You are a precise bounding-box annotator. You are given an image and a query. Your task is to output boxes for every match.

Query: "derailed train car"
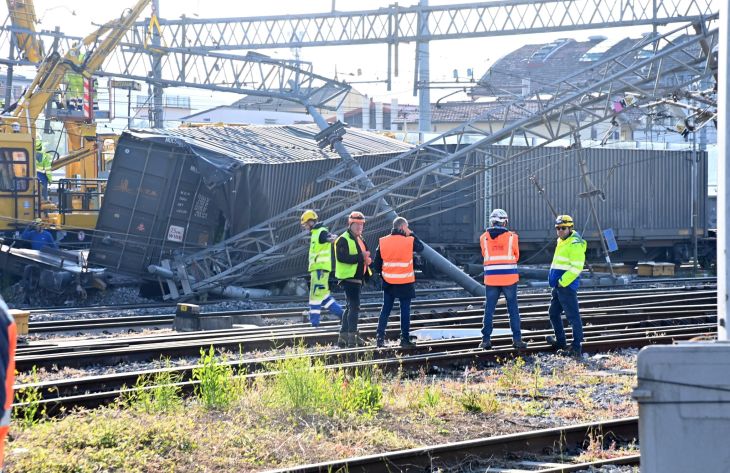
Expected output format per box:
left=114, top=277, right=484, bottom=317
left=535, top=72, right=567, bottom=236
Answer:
left=88, top=126, right=412, bottom=284
left=406, top=145, right=712, bottom=269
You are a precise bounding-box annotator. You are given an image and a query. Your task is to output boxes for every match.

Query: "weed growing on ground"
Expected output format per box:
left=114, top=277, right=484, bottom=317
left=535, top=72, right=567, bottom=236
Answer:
left=15, top=366, right=46, bottom=427
left=262, top=354, right=383, bottom=417
left=416, top=385, right=441, bottom=410
left=457, top=389, right=500, bottom=414
left=123, top=358, right=183, bottom=413
left=193, top=346, right=244, bottom=410
left=497, top=356, right=526, bottom=390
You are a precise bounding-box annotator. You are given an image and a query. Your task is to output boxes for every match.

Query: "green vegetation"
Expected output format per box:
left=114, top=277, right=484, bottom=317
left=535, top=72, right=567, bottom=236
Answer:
left=7, top=351, right=638, bottom=472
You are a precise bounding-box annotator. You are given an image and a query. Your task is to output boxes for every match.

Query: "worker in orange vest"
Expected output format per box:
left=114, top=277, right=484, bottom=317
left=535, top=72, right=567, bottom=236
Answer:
left=479, top=209, right=527, bottom=351
left=373, top=217, right=424, bottom=348
left=0, top=296, right=17, bottom=472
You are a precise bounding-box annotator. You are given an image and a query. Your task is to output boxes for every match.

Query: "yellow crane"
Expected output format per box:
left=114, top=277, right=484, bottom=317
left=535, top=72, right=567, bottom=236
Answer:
left=0, top=0, right=151, bottom=234
left=5, top=0, right=44, bottom=63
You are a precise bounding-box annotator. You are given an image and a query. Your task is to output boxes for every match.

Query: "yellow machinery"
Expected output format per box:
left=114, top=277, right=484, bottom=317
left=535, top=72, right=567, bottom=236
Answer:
left=0, top=0, right=150, bottom=234
left=5, top=0, right=44, bottom=63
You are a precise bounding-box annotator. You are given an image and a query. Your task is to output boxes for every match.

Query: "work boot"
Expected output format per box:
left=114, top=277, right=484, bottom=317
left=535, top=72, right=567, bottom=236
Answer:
left=545, top=335, right=566, bottom=351
left=375, top=338, right=385, bottom=348
left=558, top=346, right=583, bottom=359
left=337, top=333, right=348, bottom=348
left=512, top=340, right=528, bottom=351
left=399, top=338, right=416, bottom=349
left=478, top=339, right=492, bottom=350
left=348, top=332, right=366, bottom=348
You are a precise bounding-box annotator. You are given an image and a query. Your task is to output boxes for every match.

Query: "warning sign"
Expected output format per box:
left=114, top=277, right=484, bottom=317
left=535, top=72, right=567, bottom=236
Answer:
left=167, top=225, right=185, bottom=243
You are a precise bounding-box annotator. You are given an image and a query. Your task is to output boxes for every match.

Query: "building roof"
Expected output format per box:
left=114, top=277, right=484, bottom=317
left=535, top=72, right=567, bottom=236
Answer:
left=473, top=34, right=705, bottom=98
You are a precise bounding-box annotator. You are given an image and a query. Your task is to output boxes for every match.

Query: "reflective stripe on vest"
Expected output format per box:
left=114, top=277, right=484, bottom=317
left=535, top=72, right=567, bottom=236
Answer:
left=379, top=234, right=415, bottom=284
left=308, top=227, right=332, bottom=272
left=480, top=231, right=519, bottom=286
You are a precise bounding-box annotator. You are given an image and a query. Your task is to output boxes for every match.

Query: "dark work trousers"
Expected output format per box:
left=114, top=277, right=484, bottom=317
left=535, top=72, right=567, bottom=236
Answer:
left=340, top=281, right=362, bottom=334
left=375, top=291, right=412, bottom=341
left=548, top=286, right=584, bottom=350
left=481, top=283, right=522, bottom=342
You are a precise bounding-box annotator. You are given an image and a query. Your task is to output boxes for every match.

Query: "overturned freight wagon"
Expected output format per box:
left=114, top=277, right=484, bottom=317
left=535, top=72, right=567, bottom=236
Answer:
left=88, top=126, right=412, bottom=288
left=407, top=145, right=711, bottom=269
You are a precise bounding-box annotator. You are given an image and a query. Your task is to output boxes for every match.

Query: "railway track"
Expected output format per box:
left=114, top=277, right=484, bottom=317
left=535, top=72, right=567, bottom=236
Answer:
left=27, top=286, right=716, bottom=334
left=266, top=417, right=640, bottom=473
left=23, top=277, right=715, bottom=318
left=16, top=319, right=714, bottom=415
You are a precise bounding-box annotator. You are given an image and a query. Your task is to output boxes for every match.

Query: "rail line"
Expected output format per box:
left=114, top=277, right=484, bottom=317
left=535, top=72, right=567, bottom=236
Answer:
left=27, top=286, right=716, bottom=334
left=265, top=417, right=640, bottom=473
left=16, top=319, right=713, bottom=416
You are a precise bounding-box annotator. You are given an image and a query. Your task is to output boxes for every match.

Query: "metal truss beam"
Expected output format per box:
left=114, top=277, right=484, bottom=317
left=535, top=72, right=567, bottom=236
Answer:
left=0, top=0, right=717, bottom=66
left=92, top=47, right=350, bottom=110
left=123, top=0, right=716, bottom=51
left=176, top=17, right=718, bottom=292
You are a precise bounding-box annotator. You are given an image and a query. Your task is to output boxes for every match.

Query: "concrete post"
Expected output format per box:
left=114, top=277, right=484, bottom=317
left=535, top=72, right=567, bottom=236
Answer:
left=362, top=95, right=370, bottom=130
left=390, top=98, right=398, bottom=131
left=718, top=0, right=728, bottom=341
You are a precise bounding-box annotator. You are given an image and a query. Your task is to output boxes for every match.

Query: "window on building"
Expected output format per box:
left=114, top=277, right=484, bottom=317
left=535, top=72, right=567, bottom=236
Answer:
left=165, top=96, right=191, bottom=109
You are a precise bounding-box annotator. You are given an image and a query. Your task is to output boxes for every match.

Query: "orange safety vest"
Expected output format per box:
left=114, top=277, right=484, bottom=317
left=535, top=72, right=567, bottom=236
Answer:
left=379, top=234, right=415, bottom=284
left=480, top=230, right=519, bottom=286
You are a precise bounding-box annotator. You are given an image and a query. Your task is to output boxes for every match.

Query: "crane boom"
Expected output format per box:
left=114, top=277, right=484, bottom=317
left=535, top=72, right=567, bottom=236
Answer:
left=10, top=0, right=151, bottom=130
left=5, top=0, right=43, bottom=63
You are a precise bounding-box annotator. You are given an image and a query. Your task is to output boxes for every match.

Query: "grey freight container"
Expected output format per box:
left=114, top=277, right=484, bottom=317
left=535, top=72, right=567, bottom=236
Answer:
left=89, top=126, right=411, bottom=283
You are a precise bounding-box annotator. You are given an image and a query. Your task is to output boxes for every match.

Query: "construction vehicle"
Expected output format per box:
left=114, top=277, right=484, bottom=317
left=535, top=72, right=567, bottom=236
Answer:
left=0, top=0, right=150, bottom=239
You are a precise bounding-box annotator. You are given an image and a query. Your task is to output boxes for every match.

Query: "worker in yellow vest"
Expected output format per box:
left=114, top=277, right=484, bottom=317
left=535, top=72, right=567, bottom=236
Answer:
left=373, top=217, right=423, bottom=348
left=300, top=210, right=343, bottom=327
left=479, top=209, right=527, bottom=351
left=34, top=139, right=53, bottom=201
left=334, top=211, right=372, bottom=348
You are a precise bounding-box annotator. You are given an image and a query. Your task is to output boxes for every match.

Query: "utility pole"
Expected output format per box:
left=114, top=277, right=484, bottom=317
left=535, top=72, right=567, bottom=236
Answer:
left=574, top=133, right=616, bottom=278
left=415, top=0, right=431, bottom=142
left=718, top=0, right=728, bottom=341
left=151, top=0, right=164, bottom=128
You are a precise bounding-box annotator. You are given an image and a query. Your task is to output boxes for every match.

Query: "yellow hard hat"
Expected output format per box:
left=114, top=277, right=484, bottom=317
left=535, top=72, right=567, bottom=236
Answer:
left=35, top=140, right=43, bottom=151
left=300, top=209, right=318, bottom=225
left=554, top=215, right=574, bottom=228
left=348, top=211, right=366, bottom=225
left=33, top=218, right=42, bottom=224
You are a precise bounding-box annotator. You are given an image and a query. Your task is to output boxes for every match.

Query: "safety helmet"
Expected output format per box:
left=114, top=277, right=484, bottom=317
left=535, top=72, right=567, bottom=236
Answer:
left=554, top=215, right=574, bottom=228
left=348, top=211, right=366, bottom=225
left=10, top=122, right=20, bottom=132
left=300, top=209, right=318, bottom=225
left=489, top=208, right=509, bottom=227
left=35, top=140, right=43, bottom=151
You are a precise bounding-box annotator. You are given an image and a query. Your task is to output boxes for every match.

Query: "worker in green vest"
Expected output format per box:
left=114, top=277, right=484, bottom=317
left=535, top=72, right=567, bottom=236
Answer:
left=34, top=139, right=52, bottom=200
left=335, top=211, right=372, bottom=348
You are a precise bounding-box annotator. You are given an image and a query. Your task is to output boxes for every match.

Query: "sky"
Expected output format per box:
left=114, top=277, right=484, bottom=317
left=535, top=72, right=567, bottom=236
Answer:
left=17, top=0, right=668, bottom=114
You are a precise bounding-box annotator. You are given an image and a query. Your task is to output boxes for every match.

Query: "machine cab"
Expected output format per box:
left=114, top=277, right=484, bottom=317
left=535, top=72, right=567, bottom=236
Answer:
left=0, top=124, right=37, bottom=232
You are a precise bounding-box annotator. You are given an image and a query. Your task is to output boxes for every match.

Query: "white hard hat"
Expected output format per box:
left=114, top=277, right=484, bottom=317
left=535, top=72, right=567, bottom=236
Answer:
left=489, top=208, right=509, bottom=227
